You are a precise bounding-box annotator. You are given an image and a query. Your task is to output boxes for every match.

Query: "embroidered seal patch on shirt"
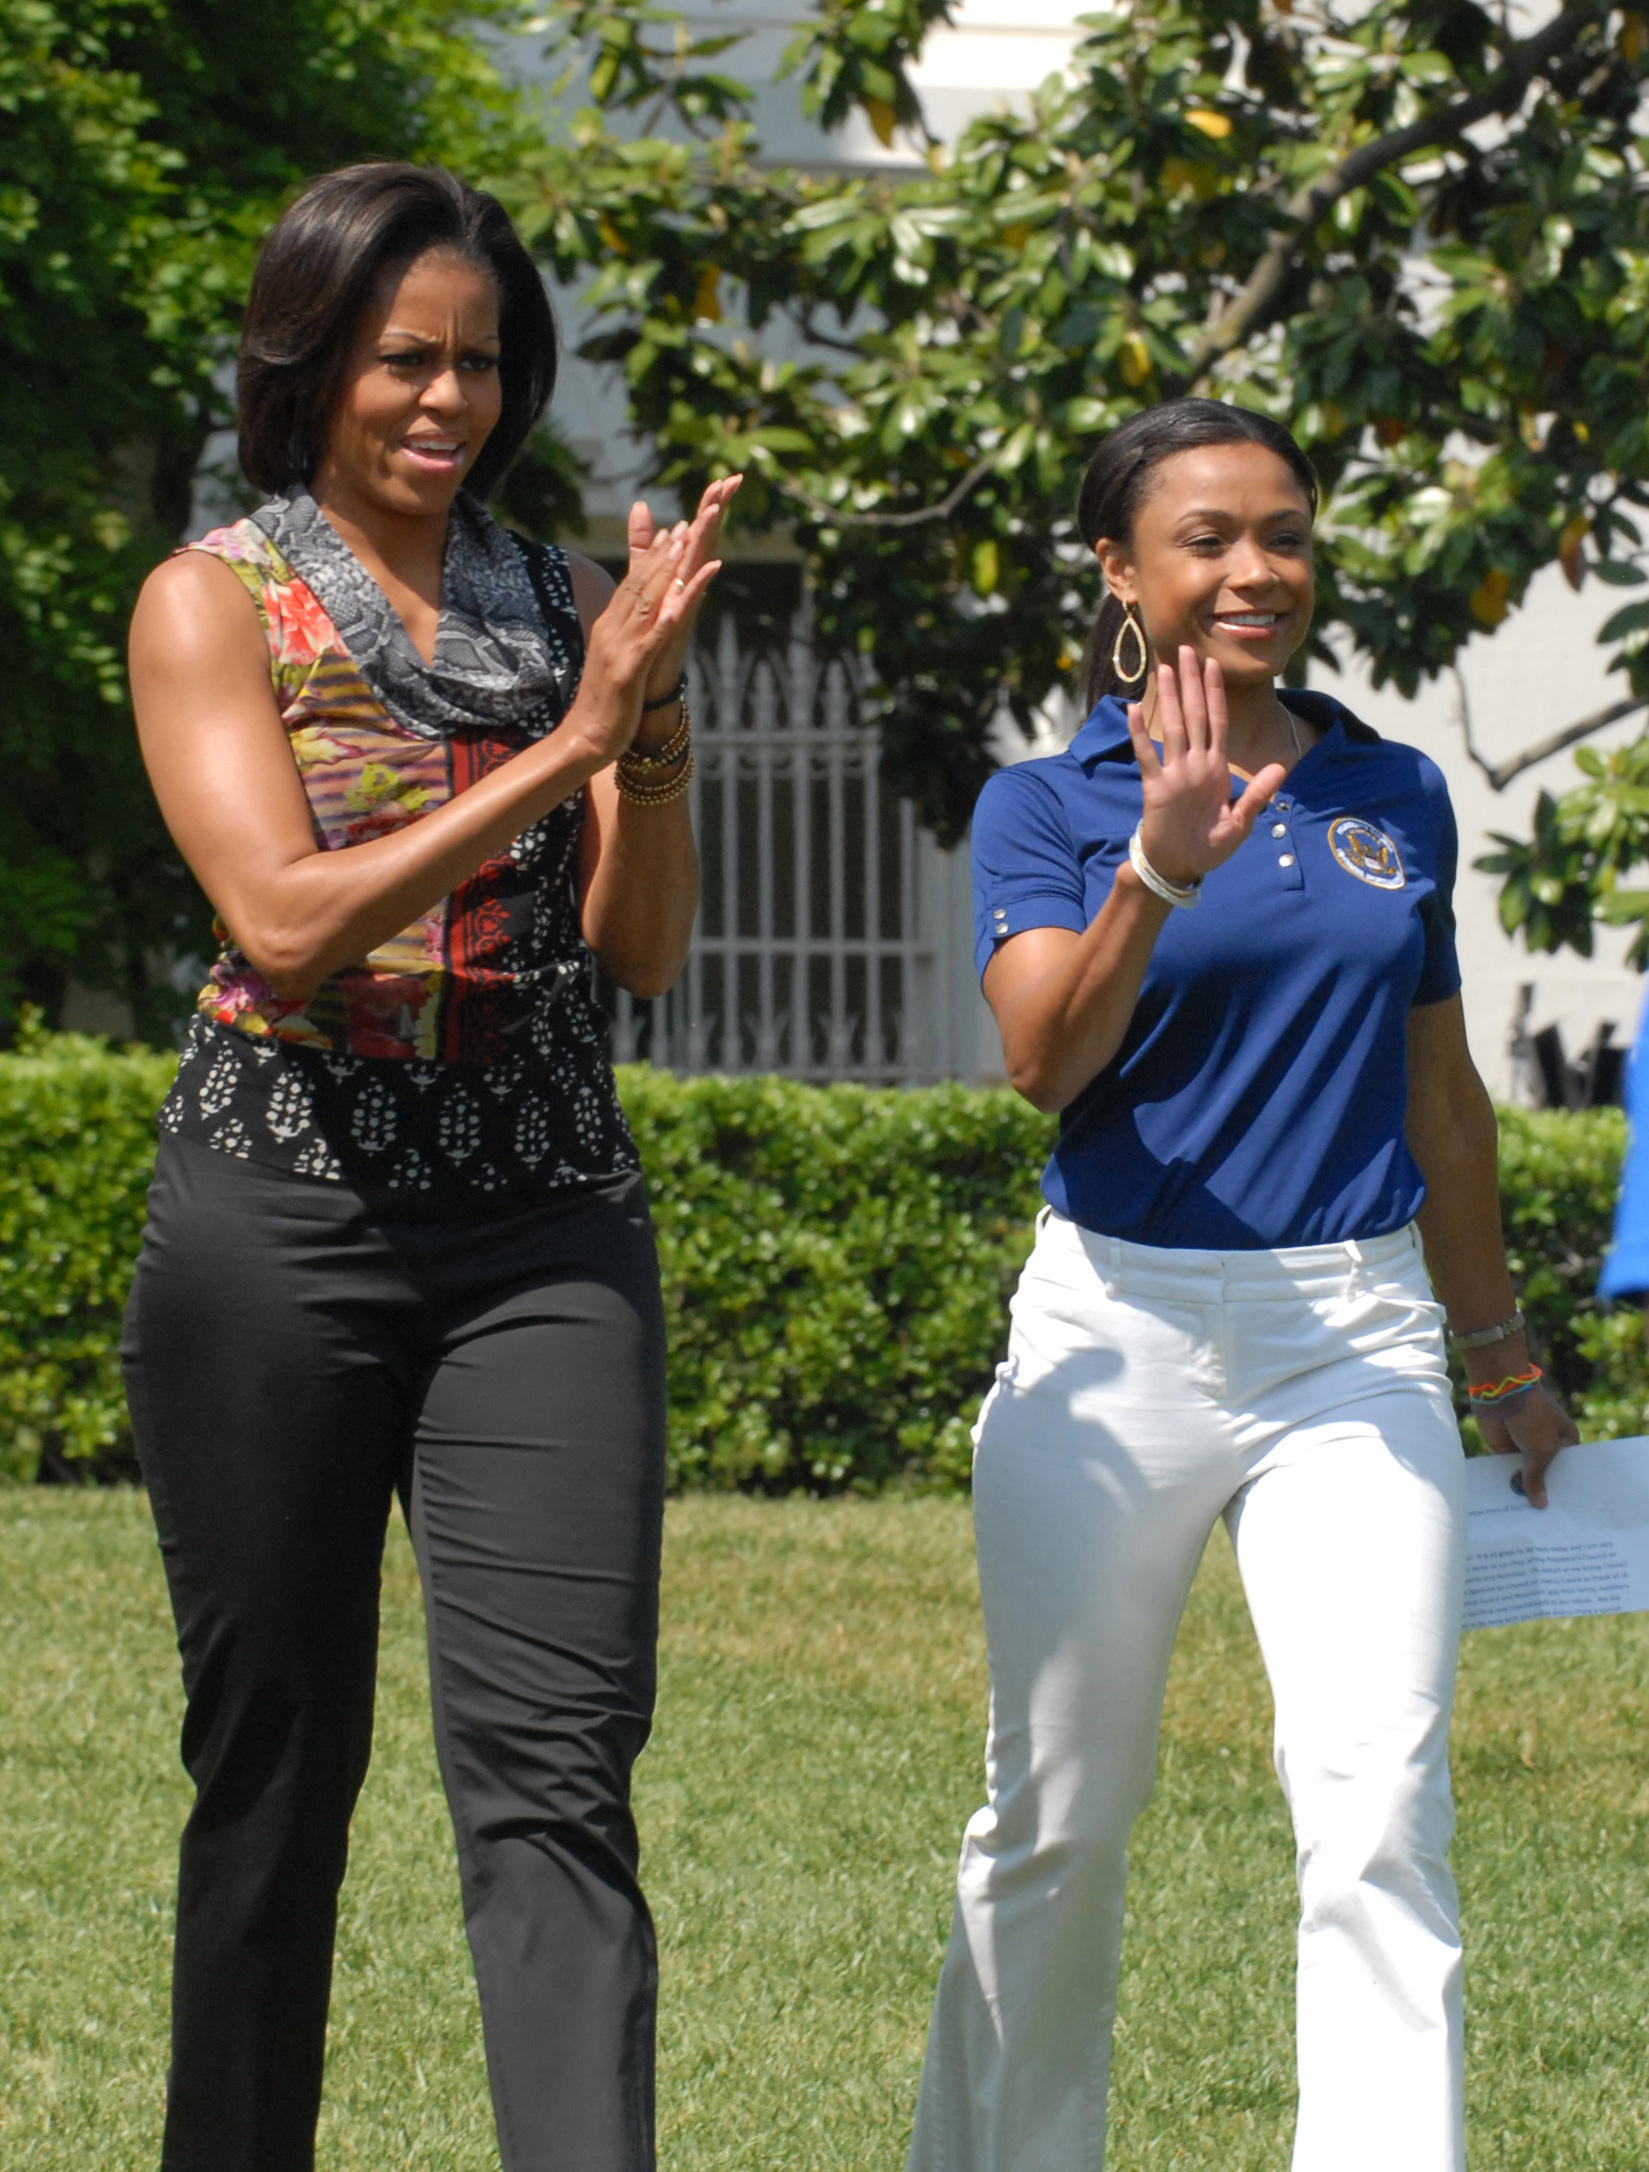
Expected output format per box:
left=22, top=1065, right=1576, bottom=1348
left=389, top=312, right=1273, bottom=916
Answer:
left=1328, top=816, right=1406, bottom=890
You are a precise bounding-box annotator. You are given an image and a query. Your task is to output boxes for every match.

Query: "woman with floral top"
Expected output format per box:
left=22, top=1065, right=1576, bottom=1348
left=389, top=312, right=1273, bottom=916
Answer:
left=122, top=162, right=729, bottom=2172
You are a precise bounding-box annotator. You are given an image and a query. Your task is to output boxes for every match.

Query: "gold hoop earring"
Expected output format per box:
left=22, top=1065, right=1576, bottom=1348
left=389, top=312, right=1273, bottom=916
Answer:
left=1111, top=604, right=1148, bottom=687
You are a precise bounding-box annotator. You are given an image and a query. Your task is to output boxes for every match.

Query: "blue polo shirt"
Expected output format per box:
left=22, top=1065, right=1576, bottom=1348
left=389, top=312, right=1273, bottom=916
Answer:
left=973, top=690, right=1461, bottom=1249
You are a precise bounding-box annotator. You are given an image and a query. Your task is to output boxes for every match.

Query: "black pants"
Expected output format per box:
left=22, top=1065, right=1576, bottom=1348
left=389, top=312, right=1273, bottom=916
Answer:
left=121, top=1135, right=667, bottom=2172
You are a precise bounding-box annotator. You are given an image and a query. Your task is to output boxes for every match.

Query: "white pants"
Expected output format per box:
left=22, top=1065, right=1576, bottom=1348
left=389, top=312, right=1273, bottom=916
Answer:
left=909, top=1213, right=1468, bottom=2172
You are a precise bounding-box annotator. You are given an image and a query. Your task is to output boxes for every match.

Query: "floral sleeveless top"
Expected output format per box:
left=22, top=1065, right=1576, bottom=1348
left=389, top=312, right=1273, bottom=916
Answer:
left=158, top=488, right=639, bottom=1205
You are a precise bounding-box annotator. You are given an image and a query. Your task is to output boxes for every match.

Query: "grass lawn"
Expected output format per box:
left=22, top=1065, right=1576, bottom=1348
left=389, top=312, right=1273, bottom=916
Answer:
left=1, top=1490, right=1646, bottom=2169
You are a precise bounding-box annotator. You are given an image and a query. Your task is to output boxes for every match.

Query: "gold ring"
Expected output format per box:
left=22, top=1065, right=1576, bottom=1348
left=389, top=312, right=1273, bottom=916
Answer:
left=673, top=576, right=687, bottom=591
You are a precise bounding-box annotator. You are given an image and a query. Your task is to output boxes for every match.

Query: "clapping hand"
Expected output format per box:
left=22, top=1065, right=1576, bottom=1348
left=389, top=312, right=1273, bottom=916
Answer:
left=1128, top=646, right=1287, bottom=890
left=571, top=474, right=741, bottom=770
left=629, top=476, right=742, bottom=708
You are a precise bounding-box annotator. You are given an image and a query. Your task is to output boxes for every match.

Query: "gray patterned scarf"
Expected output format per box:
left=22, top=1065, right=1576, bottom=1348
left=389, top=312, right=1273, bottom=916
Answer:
left=252, top=484, right=581, bottom=740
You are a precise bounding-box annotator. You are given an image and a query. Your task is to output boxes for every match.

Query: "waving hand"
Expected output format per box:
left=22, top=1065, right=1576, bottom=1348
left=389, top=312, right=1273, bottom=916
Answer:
left=1129, top=646, right=1287, bottom=889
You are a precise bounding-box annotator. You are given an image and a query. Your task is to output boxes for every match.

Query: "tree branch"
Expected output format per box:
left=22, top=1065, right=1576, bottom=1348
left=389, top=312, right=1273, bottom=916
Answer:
left=775, top=7, right=1610, bottom=531
left=1177, top=0, right=1608, bottom=392
left=1452, top=666, right=1645, bottom=791
left=775, top=451, right=997, bottom=528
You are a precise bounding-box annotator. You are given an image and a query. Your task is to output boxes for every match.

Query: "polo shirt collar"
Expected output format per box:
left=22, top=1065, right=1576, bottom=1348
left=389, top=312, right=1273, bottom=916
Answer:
left=1068, top=688, right=1379, bottom=771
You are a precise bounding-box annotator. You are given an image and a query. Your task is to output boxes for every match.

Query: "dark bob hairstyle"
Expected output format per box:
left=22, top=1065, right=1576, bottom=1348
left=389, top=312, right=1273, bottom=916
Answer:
left=237, top=162, right=557, bottom=501
left=1075, top=398, right=1318, bottom=709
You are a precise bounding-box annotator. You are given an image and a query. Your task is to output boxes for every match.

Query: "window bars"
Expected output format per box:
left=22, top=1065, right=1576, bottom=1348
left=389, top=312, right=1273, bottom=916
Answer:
left=607, top=606, right=953, bottom=1084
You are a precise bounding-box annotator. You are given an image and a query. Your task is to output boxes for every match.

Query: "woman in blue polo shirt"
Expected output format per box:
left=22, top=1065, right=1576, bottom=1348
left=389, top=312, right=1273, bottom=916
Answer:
left=907, top=400, right=1575, bottom=2172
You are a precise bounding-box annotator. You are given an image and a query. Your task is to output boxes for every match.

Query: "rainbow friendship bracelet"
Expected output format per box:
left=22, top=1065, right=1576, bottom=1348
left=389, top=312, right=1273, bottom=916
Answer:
left=1466, top=1363, right=1543, bottom=1408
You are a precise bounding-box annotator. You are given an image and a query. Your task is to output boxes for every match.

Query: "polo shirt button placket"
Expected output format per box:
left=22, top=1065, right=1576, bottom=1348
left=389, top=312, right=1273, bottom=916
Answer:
left=1266, top=799, right=1304, bottom=889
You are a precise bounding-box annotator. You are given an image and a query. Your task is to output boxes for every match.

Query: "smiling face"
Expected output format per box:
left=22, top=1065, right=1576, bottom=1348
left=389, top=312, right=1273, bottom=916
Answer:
left=1096, top=441, right=1315, bottom=690
left=313, top=246, right=503, bottom=519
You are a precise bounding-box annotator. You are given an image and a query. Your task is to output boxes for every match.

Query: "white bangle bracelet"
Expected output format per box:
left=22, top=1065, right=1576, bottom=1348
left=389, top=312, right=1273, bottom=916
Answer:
left=1128, top=826, right=1201, bottom=909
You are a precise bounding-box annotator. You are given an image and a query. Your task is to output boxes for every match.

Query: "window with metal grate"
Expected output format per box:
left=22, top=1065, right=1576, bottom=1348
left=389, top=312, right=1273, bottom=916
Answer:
left=607, top=603, right=961, bottom=1083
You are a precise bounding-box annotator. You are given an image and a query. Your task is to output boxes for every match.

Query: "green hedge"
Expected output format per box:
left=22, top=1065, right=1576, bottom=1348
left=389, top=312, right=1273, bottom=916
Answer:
left=2, top=1028, right=1645, bottom=1487
left=1494, top=1103, right=1649, bottom=1445
left=0, top=1031, right=176, bottom=1483
left=0, top=1029, right=1052, bottom=1488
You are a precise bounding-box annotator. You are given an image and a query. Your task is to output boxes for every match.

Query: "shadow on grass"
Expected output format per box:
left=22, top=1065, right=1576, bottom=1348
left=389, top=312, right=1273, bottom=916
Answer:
left=0, top=1494, right=1644, bottom=2169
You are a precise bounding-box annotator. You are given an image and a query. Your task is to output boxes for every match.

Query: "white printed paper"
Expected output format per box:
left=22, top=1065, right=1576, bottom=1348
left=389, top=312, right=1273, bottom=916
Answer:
left=1465, top=1438, right=1649, bottom=1630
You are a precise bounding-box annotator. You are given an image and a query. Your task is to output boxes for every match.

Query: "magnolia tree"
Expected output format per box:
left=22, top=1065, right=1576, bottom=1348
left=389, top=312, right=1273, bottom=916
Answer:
left=517, top=0, right=1649, bottom=938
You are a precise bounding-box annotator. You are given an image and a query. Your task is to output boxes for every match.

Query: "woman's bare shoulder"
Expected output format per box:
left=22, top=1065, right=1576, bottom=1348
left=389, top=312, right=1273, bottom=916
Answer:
left=130, top=547, right=265, bottom=662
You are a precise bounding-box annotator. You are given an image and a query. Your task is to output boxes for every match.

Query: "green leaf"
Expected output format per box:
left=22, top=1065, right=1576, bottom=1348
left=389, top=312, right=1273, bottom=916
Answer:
left=1600, top=601, right=1649, bottom=643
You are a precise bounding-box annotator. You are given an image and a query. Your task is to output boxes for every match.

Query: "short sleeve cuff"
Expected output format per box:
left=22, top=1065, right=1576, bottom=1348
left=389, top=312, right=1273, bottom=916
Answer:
left=1410, top=950, right=1462, bottom=1008
left=974, top=895, right=1089, bottom=978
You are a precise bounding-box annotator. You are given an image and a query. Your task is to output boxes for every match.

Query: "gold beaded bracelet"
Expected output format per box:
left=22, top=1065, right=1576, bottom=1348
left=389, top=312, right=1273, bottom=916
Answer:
left=622, top=690, right=692, bottom=774
left=615, top=749, right=695, bottom=807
